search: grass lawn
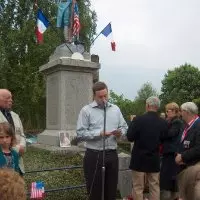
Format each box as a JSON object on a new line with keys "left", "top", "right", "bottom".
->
{"left": 23, "top": 143, "right": 130, "bottom": 199}
{"left": 24, "top": 146, "right": 87, "bottom": 200}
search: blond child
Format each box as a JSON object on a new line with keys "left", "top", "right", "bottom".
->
{"left": 0, "top": 122, "right": 20, "bottom": 174}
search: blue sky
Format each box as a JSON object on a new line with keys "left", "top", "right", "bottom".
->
{"left": 90, "top": 0, "right": 200, "bottom": 100}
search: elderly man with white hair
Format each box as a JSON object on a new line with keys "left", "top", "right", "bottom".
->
{"left": 127, "top": 96, "right": 168, "bottom": 200}
{"left": 0, "top": 89, "right": 26, "bottom": 175}
{"left": 175, "top": 102, "right": 200, "bottom": 199}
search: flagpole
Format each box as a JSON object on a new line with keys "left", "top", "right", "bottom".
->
{"left": 90, "top": 22, "right": 112, "bottom": 47}
{"left": 69, "top": 0, "right": 75, "bottom": 43}
{"left": 33, "top": 0, "right": 38, "bottom": 11}
{"left": 90, "top": 31, "right": 102, "bottom": 46}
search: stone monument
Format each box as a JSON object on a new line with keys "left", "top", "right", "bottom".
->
{"left": 37, "top": 43, "right": 100, "bottom": 146}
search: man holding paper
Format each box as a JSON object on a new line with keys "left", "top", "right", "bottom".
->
{"left": 76, "top": 81, "right": 128, "bottom": 200}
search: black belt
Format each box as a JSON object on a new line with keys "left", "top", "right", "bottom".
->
{"left": 86, "top": 148, "right": 116, "bottom": 153}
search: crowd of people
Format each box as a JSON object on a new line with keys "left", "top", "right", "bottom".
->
{"left": 0, "top": 82, "right": 200, "bottom": 200}
{"left": 77, "top": 81, "right": 200, "bottom": 200}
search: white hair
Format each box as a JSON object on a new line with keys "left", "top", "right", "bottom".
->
{"left": 181, "top": 102, "right": 198, "bottom": 115}
{"left": 146, "top": 96, "right": 160, "bottom": 108}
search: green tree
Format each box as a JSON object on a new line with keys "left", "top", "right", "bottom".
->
{"left": 135, "top": 82, "right": 158, "bottom": 102}
{"left": 109, "top": 90, "right": 135, "bottom": 121}
{"left": 160, "top": 63, "right": 200, "bottom": 107}
{"left": 0, "top": 0, "right": 97, "bottom": 130}
{"left": 193, "top": 98, "right": 200, "bottom": 109}
{"left": 134, "top": 82, "right": 158, "bottom": 114}
{"left": 109, "top": 83, "right": 158, "bottom": 120}
{"left": 78, "top": 0, "right": 97, "bottom": 51}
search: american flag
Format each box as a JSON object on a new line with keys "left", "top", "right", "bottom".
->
{"left": 30, "top": 181, "right": 45, "bottom": 199}
{"left": 73, "top": 2, "right": 80, "bottom": 36}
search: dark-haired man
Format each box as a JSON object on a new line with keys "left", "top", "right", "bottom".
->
{"left": 77, "top": 81, "right": 127, "bottom": 200}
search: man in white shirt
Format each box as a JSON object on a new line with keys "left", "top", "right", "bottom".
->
{"left": 0, "top": 89, "right": 26, "bottom": 175}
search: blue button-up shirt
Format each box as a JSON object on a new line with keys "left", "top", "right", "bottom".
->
{"left": 76, "top": 101, "right": 128, "bottom": 150}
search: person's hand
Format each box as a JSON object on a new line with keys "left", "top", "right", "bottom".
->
{"left": 18, "top": 146, "right": 25, "bottom": 156}
{"left": 111, "top": 129, "right": 122, "bottom": 138}
{"left": 100, "top": 131, "right": 112, "bottom": 136}
{"left": 175, "top": 153, "right": 185, "bottom": 165}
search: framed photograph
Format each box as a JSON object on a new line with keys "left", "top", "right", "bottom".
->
{"left": 59, "top": 132, "right": 71, "bottom": 147}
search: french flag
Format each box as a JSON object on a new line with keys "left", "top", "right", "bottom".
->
{"left": 35, "top": 9, "right": 50, "bottom": 44}
{"left": 101, "top": 23, "right": 116, "bottom": 51}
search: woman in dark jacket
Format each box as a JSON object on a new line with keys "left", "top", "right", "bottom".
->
{"left": 160, "top": 102, "right": 183, "bottom": 200}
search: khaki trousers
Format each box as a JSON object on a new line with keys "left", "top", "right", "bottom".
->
{"left": 160, "top": 190, "right": 178, "bottom": 200}
{"left": 132, "top": 170, "right": 160, "bottom": 200}
{"left": 177, "top": 162, "right": 200, "bottom": 200}
{"left": 177, "top": 170, "right": 185, "bottom": 199}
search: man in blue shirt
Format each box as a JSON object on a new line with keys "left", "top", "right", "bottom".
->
{"left": 77, "top": 81, "right": 127, "bottom": 200}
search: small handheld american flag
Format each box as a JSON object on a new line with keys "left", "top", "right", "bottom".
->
{"left": 30, "top": 181, "right": 45, "bottom": 200}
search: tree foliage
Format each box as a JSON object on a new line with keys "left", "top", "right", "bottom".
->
{"left": 160, "top": 63, "right": 200, "bottom": 107}
{"left": 109, "top": 90, "right": 135, "bottom": 121}
{"left": 0, "top": 0, "right": 97, "bottom": 130}
{"left": 135, "top": 82, "right": 158, "bottom": 102}
{"left": 109, "top": 82, "right": 158, "bottom": 120}
{"left": 134, "top": 82, "right": 158, "bottom": 115}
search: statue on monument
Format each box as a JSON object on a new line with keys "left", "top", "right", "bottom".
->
{"left": 54, "top": 0, "right": 86, "bottom": 58}
{"left": 56, "top": 0, "right": 81, "bottom": 44}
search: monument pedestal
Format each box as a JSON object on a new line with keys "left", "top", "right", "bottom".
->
{"left": 38, "top": 49, "right": 100, "bottom": 146}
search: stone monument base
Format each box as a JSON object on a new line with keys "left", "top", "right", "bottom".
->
{"left": 38, "top": 130, "right": 77, "bottom": 146}
{"left": 38, "top": 43, "right": 100, "bottom": 147}
{"left": 30, "top": 143, "right": 85, "bottom": 157}
{"left": 118, "top": 153, "right": 132, "bottom": 198}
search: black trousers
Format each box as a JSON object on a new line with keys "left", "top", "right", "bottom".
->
{"left": 160, "top": 153, "right": 178, "bottom": 192}
{"left": 83, "top": 149, "right": 118, "bottom": 200}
